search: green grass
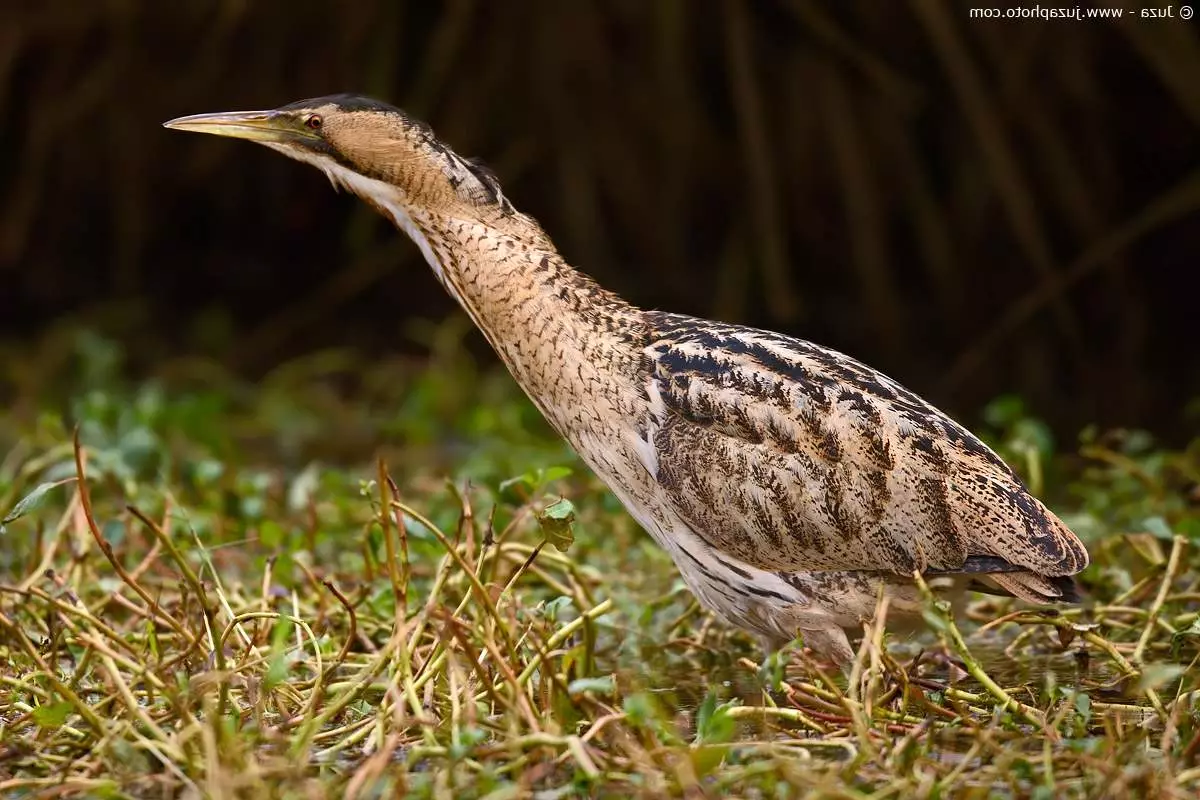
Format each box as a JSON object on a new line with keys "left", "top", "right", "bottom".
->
{"left": 2, "top": 328, "right": 1200, "bottom": 799}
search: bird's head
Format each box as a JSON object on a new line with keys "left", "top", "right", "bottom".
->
{"left": 164, "top": 94, "right": 515, "bottom": 222}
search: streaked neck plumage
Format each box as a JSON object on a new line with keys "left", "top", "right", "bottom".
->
{"left": 312, "top": 152, "right": 647, "bottom": 441}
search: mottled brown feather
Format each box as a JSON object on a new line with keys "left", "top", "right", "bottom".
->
{"left": 172, "top": 95, "right": 1091, "bottom": 664}
{"left": 644, "top": 315, "right": 1088, "bottom": 580}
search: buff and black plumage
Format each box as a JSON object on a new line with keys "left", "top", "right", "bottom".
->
{"left": 166, "top": 95, "right": 1089, "bottom": 664}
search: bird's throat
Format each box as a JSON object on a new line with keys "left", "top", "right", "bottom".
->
{"left": 327, "top": 153, "right": 649, "bottom": 445}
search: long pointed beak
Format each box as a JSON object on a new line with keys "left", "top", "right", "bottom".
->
{"left": 163, "top": 109, "right": 300, "bottom": 142}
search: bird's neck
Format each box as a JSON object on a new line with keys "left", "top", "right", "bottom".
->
{"left": 396, "top": 203, "right": 649, "bottom": 436}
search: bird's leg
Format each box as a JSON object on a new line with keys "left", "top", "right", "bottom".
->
{"left": 753, "top": 623, "right": 856, "bottom": 688}
{"left": 794, "top": 624, "right": 856, "bottom": 673}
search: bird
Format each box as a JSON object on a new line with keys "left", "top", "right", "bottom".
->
{"left": 164, "top": 95, "right": 1089, "bottom": 664}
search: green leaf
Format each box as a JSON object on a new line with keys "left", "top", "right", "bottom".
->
{"left": 1074, "top": 692, "right": 1091, "bottom": 724}
{"left": 500, "top": 466, "right": 573, "bottom": 499}
{"left": 264, "top": 618, "right": 294, "bottom": 689}
{"left": 539, "top": 465, "right": 573, "bottom": 484}
{"left": 259, "top": 520, "right": 285, "bottom": 548}
{"left": 498, "top": 471, "right": 535, "bottom": 495}
{"left": 102, "top": 519, "right": 126, "bottom": 547}
{"left": 1, "top": 478, "right": 75, "bottom": 533}
{"left": 1176, "top": 516, "right": 1200, "bottom": 540}
{"left": 691, "top": 744, "right": 731, "bottom": 778}
{"left": 623, "top": 692, "right": 660, "bottom": 727}
{"left": 537, "top": 497, "right": 576, "bottom": 552}
{"left": 694, "top": 691, "right": 737, "bottom": 745}
{"left": 983, "top": 394, "right": 1025, "bottom": 427}
{"left": 541, "top": 497, "right": 575, "bottom": 521}
{"left": 543, "top": 595, "right": 575, "bottom": 622}
{"left": 265, "top": 652, "right": 290, "bottom": 689}
{"left": 1143, "top": 516, "right": 1174, "bottom": 540}
{"left": 32, "top": 701, "right": 74, "bottom": 729}
{"left": 191, "top": 459, "right": 225, "bottom": 485}
{"left": 757, "top": 648, "right": 787, "bottom": 691}
{"left": 146, "top": 618, "right": 160, "bottom": 661}
{"left": 1012, "top": 417, "right": 1055, "bottom": 458}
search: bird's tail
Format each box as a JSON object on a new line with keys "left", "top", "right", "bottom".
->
{"left": 982, "top": 571, "right": 1080, "bottom": 603}
{"left": 928, "top": 554, "right": 1081, "bottom": 603}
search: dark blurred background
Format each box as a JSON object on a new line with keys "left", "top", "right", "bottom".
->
{"left": 2, "top": 1, "right": 1199, "bottom": 443}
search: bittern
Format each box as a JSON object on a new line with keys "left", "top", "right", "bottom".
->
{"left": 165, "top": 95, "right": 1089, "bottom": 664}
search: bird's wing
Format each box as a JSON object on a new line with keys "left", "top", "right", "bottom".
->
{"left": 640, "top": 313, "right": 1089, "bottom": 577}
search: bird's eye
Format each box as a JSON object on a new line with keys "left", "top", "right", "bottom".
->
{"left": 304, "top": 114, "right": 323, "bottom": 130}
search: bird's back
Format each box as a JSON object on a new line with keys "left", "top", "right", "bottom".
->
{"left": 637, "top": 312, "right": 1089, "bottom": 592}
